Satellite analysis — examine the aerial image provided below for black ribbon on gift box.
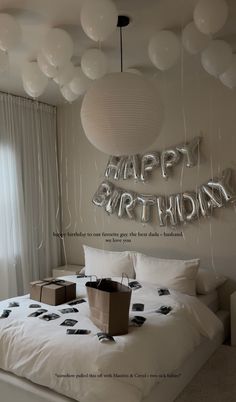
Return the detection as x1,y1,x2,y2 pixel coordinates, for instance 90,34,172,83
32,279,66,302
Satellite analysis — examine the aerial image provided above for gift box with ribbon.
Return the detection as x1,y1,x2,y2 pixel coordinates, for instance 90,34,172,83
30,278,76,306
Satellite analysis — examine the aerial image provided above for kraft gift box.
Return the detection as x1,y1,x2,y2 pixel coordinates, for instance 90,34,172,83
30,278,76,306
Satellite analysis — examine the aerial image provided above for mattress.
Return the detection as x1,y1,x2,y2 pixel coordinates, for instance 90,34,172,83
197,290,219,313
0,310,228,402
0,277,224,402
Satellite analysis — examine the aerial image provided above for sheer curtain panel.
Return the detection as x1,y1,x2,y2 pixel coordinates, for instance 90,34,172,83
0,93,61,300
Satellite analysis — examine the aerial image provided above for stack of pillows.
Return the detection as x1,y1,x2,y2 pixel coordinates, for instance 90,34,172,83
83,245,226,297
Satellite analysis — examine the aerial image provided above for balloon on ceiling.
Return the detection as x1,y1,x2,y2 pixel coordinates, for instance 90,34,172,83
148,30,181,71
37,51,58,78
194,0,228,35
182,22,210,55
81,49,108,80
201,40,232,77
0,13,22,51
69,67,92,96
219,55,236,89
53,61,75,87
42,28,74,68
22,61,48,98
80,0,118,42
60,85,79,103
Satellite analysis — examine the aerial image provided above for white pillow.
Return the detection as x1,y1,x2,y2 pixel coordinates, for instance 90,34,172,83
196,268,226,295
134,253,200,296
83,245,135,278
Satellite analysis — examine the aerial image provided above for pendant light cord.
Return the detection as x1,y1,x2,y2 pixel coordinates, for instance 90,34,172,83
119,26,123,72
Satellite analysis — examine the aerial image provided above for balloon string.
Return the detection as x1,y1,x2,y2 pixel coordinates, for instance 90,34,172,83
217,127,223,205
209,220,216,274
208,85,216,274
73,165,78,232
180,33,187,240
36,107,44,250
196,137,201,245
64,156,72,230
79,172,84,224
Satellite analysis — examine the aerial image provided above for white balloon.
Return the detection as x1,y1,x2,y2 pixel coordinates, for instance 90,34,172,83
53,61,75,86
80,0,118,42
0,49,9,73
37,51,58,78
23,80,40,98
182,22,210,55
81,49,108,80
22,61,48,98
42,28,74,68
194,0,228,35
60,85,79,102
201,40,232,77
0,14,21,51
125,68,142,75
148,30,180,71
219,55,236,89
69,66,92,96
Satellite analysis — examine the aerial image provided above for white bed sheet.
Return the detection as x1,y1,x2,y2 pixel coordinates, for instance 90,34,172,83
197,290,219,313
0,276,223,402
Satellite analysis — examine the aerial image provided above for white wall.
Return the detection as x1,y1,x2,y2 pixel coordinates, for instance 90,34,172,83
57,55,236,307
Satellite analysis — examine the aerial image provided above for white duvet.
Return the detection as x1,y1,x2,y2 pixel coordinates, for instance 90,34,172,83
0,276,223,402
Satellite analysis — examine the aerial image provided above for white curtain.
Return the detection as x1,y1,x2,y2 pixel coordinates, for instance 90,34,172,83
0,93,61,300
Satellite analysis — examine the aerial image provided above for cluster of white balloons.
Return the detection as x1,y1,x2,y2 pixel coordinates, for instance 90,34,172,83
184,0,236,90
21,27,93,101
21,0,141,101
148,0,236,90
0,14,22,73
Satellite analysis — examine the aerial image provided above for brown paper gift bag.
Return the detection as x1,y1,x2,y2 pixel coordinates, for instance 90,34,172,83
86,278,131,336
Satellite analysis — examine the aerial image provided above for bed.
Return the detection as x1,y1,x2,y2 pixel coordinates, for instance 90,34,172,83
0,274,229,402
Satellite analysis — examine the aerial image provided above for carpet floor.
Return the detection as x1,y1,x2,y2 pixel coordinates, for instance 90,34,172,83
175,345,236,402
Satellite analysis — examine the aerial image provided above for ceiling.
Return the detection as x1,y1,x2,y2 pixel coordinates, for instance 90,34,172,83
0,0,236,105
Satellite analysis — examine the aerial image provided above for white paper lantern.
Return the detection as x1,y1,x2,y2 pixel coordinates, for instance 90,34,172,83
194,0,228,35
201,40,232,77
69,67,92,96
219,55,236,89
81,49,108,80
60,85,79,102
0,14,21,51
22,61,48,98
0,49,9,73
182,22,210,55
81,73,164,155
42,28,74,68
37,51,58,78
80,0,118,42
125,68,142,75
54,61,75,86
148,30,180,71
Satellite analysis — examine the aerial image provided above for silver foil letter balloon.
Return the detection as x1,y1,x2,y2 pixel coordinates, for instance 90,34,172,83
104,155,126,180
161,149,180,180
182,192,199,222
140,152,160,181
123,155,140,180
137,194,156,222
118,191,137,219
207,168,236,203
156,195,178,227
176,136,201,168
92,180,114,207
